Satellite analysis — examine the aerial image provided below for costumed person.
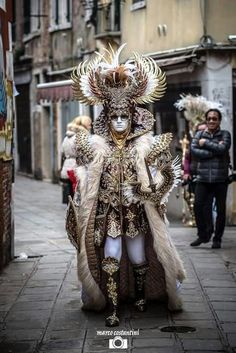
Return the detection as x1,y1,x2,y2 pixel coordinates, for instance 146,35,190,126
66,44,186,327
60,119,91,204
73,115,92,132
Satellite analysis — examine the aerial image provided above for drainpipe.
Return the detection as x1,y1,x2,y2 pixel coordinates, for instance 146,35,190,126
199,0,214,48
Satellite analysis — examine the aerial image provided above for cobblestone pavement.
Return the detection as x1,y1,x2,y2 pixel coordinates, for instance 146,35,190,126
0,175,236,353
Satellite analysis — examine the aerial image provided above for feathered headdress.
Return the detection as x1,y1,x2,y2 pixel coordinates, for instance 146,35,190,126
71,43,166,106
174,94,223,132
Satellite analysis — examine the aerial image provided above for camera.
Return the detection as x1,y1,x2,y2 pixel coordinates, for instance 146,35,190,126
109,336,128,349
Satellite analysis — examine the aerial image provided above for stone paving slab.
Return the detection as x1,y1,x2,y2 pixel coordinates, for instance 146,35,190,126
181,338,225,351
221,323,236,333
202,280,236,287
211,301,236,311
177,328,220,339
40,338,83,351
132,337,175,347
39,350,82,353
0,340,37,353
185,351,226,353
0,328,44,341
44,328,85,341
133,349,177,353
227,333,236,346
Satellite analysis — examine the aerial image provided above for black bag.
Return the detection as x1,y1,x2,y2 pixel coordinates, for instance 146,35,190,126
228,164,236,184
62,180,74,204
228,172,236,184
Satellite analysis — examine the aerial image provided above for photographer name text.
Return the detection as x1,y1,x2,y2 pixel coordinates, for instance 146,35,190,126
96,329,139,336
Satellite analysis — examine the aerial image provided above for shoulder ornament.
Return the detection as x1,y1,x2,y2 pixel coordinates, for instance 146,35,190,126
75,130,94,166
146,133,173,164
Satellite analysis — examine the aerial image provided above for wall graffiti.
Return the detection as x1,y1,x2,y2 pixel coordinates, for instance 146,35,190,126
212,86,231,120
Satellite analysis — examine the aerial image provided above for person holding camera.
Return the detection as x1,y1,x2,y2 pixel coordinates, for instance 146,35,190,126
190,109,231,249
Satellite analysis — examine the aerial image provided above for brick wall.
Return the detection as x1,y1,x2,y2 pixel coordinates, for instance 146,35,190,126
0,160,13,272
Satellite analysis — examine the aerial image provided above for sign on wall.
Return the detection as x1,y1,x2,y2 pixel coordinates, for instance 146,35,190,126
0,6,14,161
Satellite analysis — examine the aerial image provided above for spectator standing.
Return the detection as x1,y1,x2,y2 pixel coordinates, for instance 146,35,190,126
190,109,231,249
60,116,92,203
60,122,77,203
73,115,92,132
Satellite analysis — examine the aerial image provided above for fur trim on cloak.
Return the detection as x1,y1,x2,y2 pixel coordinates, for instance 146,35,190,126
74,133,186,311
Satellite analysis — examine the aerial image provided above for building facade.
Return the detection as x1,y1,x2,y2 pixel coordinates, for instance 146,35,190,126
120,0,236,223
14,0,96,182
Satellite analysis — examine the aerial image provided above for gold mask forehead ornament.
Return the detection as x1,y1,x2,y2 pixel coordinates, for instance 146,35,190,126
71,43,166,108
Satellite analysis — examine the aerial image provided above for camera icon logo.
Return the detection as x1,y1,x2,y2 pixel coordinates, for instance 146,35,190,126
109,336,128,349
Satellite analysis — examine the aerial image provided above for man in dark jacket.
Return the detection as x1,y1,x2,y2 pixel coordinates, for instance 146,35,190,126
190,108,231,249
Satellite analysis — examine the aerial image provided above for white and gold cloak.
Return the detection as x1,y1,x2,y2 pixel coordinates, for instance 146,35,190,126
66,121,186,313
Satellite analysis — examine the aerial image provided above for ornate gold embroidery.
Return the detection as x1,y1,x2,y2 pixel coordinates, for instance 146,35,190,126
132,151,175,206
75,130,94,166
107,210,122,238
98,142,139,215
126,221,139,238
146,133,173,164
134,299,146,311
102,257,119,306
133,263,149,312
106,312,119,326
102,257,120,327
102,257,119,276
107,277,118,306
65,196,80,251
94,229,103,247
133,264,149,290
125,210,136,222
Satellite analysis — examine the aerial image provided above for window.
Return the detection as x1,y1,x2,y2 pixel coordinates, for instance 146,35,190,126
31,0,41,32
23,0,41,35
12,0,16,42
50,0,72,31
23,0,31,34
95,0,120,35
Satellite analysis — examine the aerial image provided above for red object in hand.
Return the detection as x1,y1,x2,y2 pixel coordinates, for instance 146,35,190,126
67,170,77,192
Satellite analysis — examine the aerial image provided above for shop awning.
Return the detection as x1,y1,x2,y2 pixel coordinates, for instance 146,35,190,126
37,80,73,102
154,54,197,67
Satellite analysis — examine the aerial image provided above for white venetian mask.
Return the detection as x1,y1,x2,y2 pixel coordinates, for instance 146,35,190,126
110,115,130,133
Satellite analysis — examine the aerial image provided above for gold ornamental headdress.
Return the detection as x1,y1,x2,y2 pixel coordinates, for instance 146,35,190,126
71,43,166,108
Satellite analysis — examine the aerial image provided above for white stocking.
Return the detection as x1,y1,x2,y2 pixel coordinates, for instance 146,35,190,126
125,233,146,265
104,236,122,262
